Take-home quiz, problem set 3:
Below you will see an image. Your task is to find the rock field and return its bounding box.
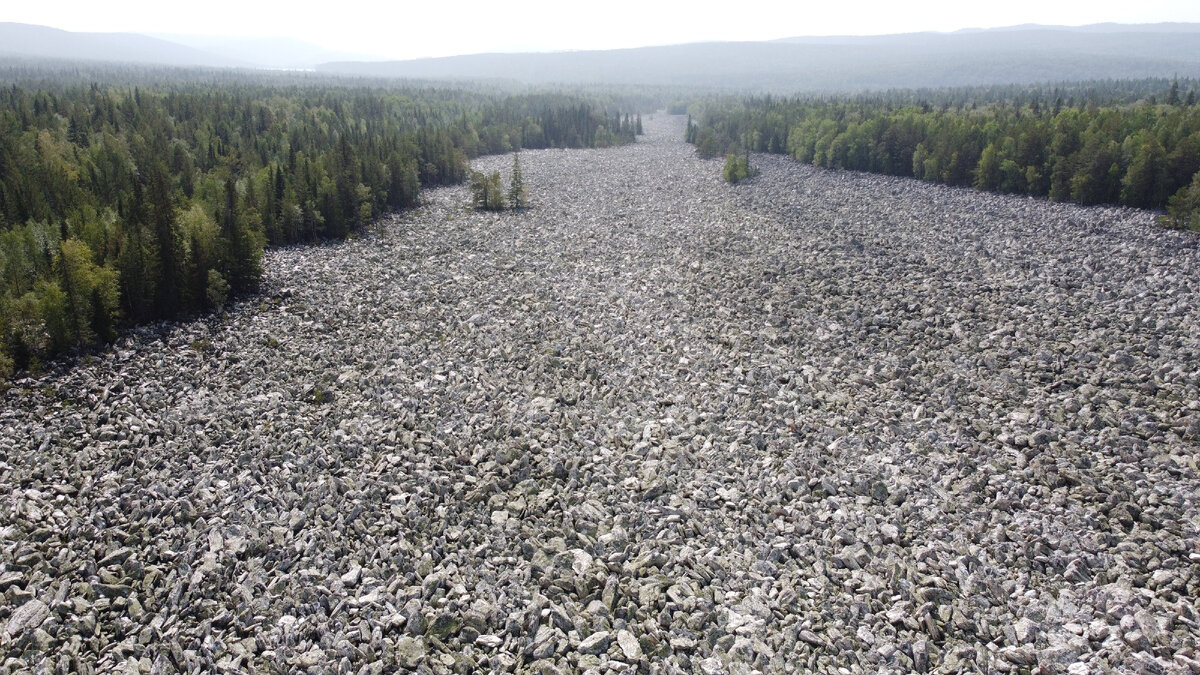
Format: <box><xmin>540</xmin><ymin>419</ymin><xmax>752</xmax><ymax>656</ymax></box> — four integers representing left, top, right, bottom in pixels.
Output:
<box><xmin>2</xmin><ymin>114</ymin><xmax>1200</xmax><ymax>674</ymax></box>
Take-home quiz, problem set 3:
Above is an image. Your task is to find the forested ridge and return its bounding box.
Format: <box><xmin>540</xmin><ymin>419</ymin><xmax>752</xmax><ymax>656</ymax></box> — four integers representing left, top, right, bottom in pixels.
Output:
<box><xmin>319</xmin><ymin>26</ymin><xmax>1200</xmax><ymax>92</ymax></box>
<box><xmin>0</xmin><ymin>71</ymin><xmax>644</xmax><ymax>376</ymax></box>
<box><xmin>689</xmin><ymin>79</ymin><xmax>1200</xmax><ymax>227</ymax></box>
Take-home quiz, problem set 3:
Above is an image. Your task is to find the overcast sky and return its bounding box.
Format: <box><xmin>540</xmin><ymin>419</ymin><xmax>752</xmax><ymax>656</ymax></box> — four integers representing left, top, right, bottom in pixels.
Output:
<box><xmin>7</xmin><ymin>0</ymin><xmax>1200</xmax><ymax>60</ymax></box>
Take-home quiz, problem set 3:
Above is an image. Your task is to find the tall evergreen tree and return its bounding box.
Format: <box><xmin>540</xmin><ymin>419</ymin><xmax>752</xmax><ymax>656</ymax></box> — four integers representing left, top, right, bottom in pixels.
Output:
<box><xmin>147</xmin><ymin>163</ymin><xmax>182</xmax><ymax>317</ymax></box>
<box><xmin>508</xmin><ymin>153</ymin><xmax>529</xmax><ymax>209</ymax></box>
<box><xmin>469</xmin><ymin>171</ymin><xmax>505</xmax><ymax>211</ymax></box>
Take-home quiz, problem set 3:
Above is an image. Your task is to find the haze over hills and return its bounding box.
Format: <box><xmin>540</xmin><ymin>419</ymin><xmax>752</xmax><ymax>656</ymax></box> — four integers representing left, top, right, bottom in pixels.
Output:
<box><xmin>1</xmin><ymin>21</ymin><xmax>1199</xmax><ymax>91</ymax></box>
<box><xmin>0</xmin><ymin>23</ymin><xmax>375</xmax><ymax>70</ymax></box>
<box><xmin>318</xmin><ymin>24</ymin><xmax>1200</xmax><ymax>92</ymax></box>
<box><xmin>147</xmin><ymin>34</ymin><xmax>384</xmax><ymax>70</ymax></box>
<box><xmin>0</xmin><ymin>22</ymin><xmax>248</xmax><ymax>68</ymax></box>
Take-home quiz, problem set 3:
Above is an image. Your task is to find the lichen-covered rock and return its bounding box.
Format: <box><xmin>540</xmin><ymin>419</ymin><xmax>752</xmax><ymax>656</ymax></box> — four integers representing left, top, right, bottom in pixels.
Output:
<box><xmin>4</xmin><ymin>599</ymin><xmax>49</xmax><ymax>639</ymax></box>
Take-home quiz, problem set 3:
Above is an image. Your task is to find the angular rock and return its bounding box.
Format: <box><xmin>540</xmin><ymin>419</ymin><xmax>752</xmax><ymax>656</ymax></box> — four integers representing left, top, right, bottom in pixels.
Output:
<box><xmin>578</xmin><ymin>631</ymin><xmax>611</xmax><ymax>655</ymax></box>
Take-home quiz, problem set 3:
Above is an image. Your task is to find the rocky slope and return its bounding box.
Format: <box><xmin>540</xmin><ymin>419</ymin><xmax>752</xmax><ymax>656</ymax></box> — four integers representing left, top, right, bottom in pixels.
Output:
<box><xmin>2</xmin><ymin>115</ymin><xmax>1198</xmax><ymax>674</ymax></box>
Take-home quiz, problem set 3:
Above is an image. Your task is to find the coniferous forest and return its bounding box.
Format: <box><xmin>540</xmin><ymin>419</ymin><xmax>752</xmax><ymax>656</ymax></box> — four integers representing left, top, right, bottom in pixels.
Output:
<box><xmin>688</xmin><ymin>79</ymin><xmax>1200</xmax><ymax>228</ymax></box>
<box><xmin>0</xmin><ymin>68</ymin><xmax>643</xmax><ymax>375</ymax></box>
<box><xmin>5</xmin><ymin>65</ymin><xmax>1200</xmax><ymax>380</ymax></box>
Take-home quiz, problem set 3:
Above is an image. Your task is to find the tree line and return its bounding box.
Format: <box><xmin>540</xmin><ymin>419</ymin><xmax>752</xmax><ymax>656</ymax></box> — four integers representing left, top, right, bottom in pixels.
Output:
<box><xmin>687</xmin><ymin>79</ymin><xmax>1200</xmax><ymax>229</ymax></box>
<box><xmin>0</xmin><ymin>72</ymin><xmax>639</xmax><ymax>376</ymax></box>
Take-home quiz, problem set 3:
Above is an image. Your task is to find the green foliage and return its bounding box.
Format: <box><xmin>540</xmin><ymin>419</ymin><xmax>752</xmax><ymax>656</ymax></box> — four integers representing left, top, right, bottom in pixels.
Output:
<box><xmin>37</xmin><ymin>280</ymin><xmax>70</xmax><ymax>355</ymax></box>
<box><xmin>0</xmin><ymin>70</ymin><xmax>633</xmax><ymax>376</ymax></box>
<box><xmin>508</xmin><ymin>154</ymin><xmax>529</xmax><ymax>209</ymax></box>
<box><xmin>1162</xmin><ymin>173</ymin><xmax>1200</xmax><ymax>231</ymax></box>
<box><xmin>55</xmin><ymin>238</ymin><xmax>119</xmax><ymax>348</ymax></box>
<box><xmin>694</xmin><ymin>128</ymin><xmax>721</xmax><ymax>159</ymax></box>
<box><xmin>470</xmin><ymin>153</ymin><xmax>538</xmax><ymax>212</ymax></box>
<box><xmin>206</xmin><ymin>269</ymin><xmax>231</xmax><ymax>312</ymax></box>
<box><xmin>470</xmin><ymin>171</ymin><xmax>506</xmax><ymax>211</ymax></box>
<box><xmin>722</xmin><ymin>154</ymin><xmax>755</xmax><ymax>183</ymax></box>
<box><xmin>689</xmin><ymin>79</ymin><xmax>1200</xmax><ymax>227</ymax></box>
<box><xmin>1</xmin><ymin>288</ymin><xmax>45</xmax><ymax>368</ymax></box>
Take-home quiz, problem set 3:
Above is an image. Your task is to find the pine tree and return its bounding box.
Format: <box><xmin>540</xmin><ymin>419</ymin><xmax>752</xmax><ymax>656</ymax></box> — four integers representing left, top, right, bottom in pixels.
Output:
<box><xmin>508</xmin><ymin>153</ymin><xmax>529</xmax><ymax>209</ymax></box>
<box><xmin>469</xmin><ymin>170</ymin><xmax>506</xmax><ymax>211</ymax></box>
<box><xmin>147</xmin><ymin>164</ymin><xmax>181</xmax><ymax>317</ymax></box>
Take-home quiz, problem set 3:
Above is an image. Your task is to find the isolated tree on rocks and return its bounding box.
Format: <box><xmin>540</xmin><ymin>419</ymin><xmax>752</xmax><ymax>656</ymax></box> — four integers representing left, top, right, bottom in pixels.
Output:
<box><xmin>470</xmin><ymin>170</ymin><xmax>506</xmax><ymax>211</ymax></box>
<box><xmin>722</xmin><ymin>153</ymin><xmax>756</xmax><ymax>183</ymax></box>
<box><xmin>508</xmin><ymin>153</ymin><xmax>529</xmax><ymax>209</ymax></box>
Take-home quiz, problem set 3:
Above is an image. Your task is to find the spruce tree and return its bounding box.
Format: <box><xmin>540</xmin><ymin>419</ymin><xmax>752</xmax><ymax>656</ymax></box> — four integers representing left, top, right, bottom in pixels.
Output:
<box><xmin>508</xmin><ymin>153</ymin><xmax>529</xmax><ymax>209</ymax></box>
<box><xmin>470</xmin><ymin>170</ymin><xmax>506</xmax><ymax>211</ymax></box>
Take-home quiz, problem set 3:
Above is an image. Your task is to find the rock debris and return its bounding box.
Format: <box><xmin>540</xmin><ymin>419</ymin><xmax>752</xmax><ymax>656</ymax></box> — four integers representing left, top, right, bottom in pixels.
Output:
<box><xmin>1</xmin><ymin>115</ymin><xmax>1199</xmax><ymax>674</ymax></box>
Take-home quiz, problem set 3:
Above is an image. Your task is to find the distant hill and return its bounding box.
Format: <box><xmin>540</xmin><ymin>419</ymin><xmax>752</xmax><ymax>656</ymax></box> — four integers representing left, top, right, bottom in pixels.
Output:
<box><xmin>0</xmin><ymin>22</ymin><xmax>246</xmax><ymax>68</ymax></box>
<box><xmin>2</xmin><ymin>22</ymin><xmax>1198</xmax><ymax>91</ymax></box>
<box><xmin>0</xmin><ymin>23</ymin><xmax>380</xmax><ymax>70</ymax></box>
<box><xmin>147</xmin><ymin>34</ymin><xmax>382</xmax><ymax>70</ymax></box>
<box><xmin>318</xmin><ymin>24</ymin><xmax>1200</xmax><ymax>92</ymax></box>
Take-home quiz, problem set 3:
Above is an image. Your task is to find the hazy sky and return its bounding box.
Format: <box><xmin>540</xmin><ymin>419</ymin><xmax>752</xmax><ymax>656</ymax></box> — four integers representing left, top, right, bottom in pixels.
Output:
<box><xmin>7</xmin><ymin>0</ymin><xmax>1200</xmax><ymax>59</ymax></box>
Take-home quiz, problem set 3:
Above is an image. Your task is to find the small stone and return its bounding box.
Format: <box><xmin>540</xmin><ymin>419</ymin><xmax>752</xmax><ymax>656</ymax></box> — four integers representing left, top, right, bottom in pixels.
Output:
<box><xmin>912</xmin><ymin>638</ymin><xmax>930</xmax><ymax>672</ymax></box>
<box><xmin>126</xmin><ymin>596</ymin><xmax>145</xmax><ymax>621</ymax></box>
<box><xmin>529</xmin><ymin>625</ymin><xmax>560</xmax><ymax>659</ymax></box>
<box><xmin>918</xmin><ymin>586</ymin><xmax>952</xmax><ymax>605</ymax></box>
<box><xmin>670</xmin><ymin>635</ymin><xmax>697</xmax><ymax>651</ymax></box>
<box><xmin>98</xmin><ymin>547</ymin><xmax>134</xmax><ymax>567</ymax></box>
<box><xmin>530</xmin><ymin>396</ymin><xmax>556</xmax><ymax>411</ymax></box>
<box><xmin>94</xmin><ymin>583</ymin><xmax>133</xmax><ymax>598</ymax></box>
<box><xmin>476</xmin><ymin>634</ymin><xmax>504</xmax><ymax>649</ymax></box>
<box><xmin>291</xmin><ymin>648</ymin><xmax>325</xmax><ymax>668</ymax></box>
<box><xmin>602</xmin><ymin>575</ymin><xmax>618</xmax><ymax>609</ymax></box>
<box><xmin>1124</xmin><ymin>630</ymin><xmax>1151</xmax><ymax>652</ymax></box>
<box><xmin>5</xmin><ymin>599</ymin><xmax>49</xmax><ymax>638</ymax></box>
<box><xmin>568</xmin><ymin>548</ymin><xmax>593</xmax><ymax>576</ymax></box>
<box><xmin>999</xmin><ymin>646</ymin><xmax>1038</xmax><ymax>666</ymax></box>
<box><xmin>1030</xmin><ymin>430</ymin><xmax>1055</xmax><ymax>446</ymax></box>
<box><xmin>799</xmin><ymin>629</ymin><xmax>823</xmax><ymax>647</ymax></box>
<box><xmin>395</xmin><ymin>636</ymin><xmax>427</xmax><ymax>668</ymax></box>
<box><xmin>870</xmin><ymin>481</ymin><xmax>889</xmax><ymax>501</ymax></box>
<box><xmin>341</xmin><ymin>564</ymin><xmax>362</xmax><ymax>587</ymax></box>
<box><xmin>76</xmin><ymin>613</ymin><xmax>97</xmax><ymax>636</ymax></box>
<box><xmin>1014</xmin><ymin>617</ymin><xmax>1040</xmax><ymax>643</ymax></box>
<box><xmin>617</xmin><ymin>629</ymin><xmax>642</xmax><ymax>660</ymax></box>
<box><xmin>427</xmin><ymin>612</ymin><xmax>461</xmax><ymax>639</ymax></box>
<box><xmin>578</xmin><ymin>630</ymin><xmax>611</xmax><ymax>655</ymax></box>
<box><xmin>0</xmin><ymin>571</ymin><xmax>24</xmax><ymax>590</ymax></box>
